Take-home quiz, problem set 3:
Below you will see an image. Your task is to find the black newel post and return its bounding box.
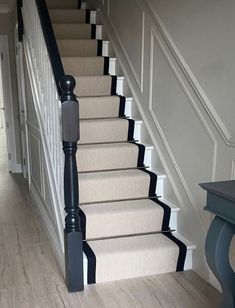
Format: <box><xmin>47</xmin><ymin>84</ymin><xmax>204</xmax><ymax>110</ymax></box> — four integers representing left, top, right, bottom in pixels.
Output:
<box><xmin>60</xmin><ymin>75</ymin><xmax>84</xmax><ymax>292</ymax></box>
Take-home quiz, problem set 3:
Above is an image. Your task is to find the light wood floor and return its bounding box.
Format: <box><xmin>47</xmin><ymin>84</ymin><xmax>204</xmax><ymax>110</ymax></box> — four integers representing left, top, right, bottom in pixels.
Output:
<box><xmin>0</xmin><ymin>130</ymin><xmax>221</xmax><ymax>308</ymax></box>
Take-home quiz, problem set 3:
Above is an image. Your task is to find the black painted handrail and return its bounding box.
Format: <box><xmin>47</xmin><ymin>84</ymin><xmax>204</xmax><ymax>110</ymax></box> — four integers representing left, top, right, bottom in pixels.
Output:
<box><xmin>35</xmin><ymin>0</ymin><xmax>65</xmax><ymax>94</ymax></box>
<box><xmin>17</xmin><ymin>0</ymin><xmax>24</xmax><ymax>42</ymax></box>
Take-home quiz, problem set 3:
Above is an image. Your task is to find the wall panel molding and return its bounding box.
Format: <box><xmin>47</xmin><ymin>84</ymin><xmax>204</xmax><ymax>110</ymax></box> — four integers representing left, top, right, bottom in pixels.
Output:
<box><xmin>108</xmin><ymin>0</ymin><xmax>145</xmax><ymax>92</ymax></box>
<box><xmin>149</xmin><ymin>27</ymin><xmax>217</xmax><ymax>192</ymax></box>
<box><xmin>144</xmin><ymin>0</ymin><xmax>235</xmax><ymax>147</ymax></box>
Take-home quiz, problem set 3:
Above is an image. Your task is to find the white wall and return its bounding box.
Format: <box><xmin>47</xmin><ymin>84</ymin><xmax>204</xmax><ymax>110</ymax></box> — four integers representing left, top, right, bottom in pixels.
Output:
<box><xmin>89</xmin><ymin>0</ymin><xmax>235</xmax><ymax>285</ymax></box>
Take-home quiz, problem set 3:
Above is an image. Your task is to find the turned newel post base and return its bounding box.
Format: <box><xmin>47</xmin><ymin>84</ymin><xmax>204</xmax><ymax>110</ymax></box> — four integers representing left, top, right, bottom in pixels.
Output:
<box><xmin>200</xmin><ymin>180</ymin><xmax>235</xmax><ymax>308</ymax></box>
<box><xmin>64</xmin><ymin>230</ymin><xmax>84</xmax><ymax>292</ymax></box>
<box><xmin>206</xmin><ymin>216</ymin><xmax>235</xmax><ymax>308</ymax></box>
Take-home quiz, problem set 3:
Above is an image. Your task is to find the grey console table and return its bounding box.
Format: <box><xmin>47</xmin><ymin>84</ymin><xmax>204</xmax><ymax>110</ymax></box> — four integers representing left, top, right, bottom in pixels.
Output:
<box><xmin>200</xmin><ymin>180</ymin><xmax>235</xmax><ymax>308</ymax></box>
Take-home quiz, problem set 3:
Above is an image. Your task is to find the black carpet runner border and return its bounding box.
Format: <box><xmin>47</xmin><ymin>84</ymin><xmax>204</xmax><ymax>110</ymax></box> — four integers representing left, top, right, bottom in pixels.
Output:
<box><xmin>83</xmin><ymin>241</ymin><xmax>96</xmax><ymax>284</ymax></box>
<box><xmin>77</xmin><ymin>0</ymin><xmax>82</xmax><ymax>9</ymax></box>
<box><xmin>119</xmin><ymin>96</ymin><xmax>126</xmax><ymax>117</ymax></box>
<box><xmin>103</xmin><ymin>57</ymin><xmax>110</xmax><ymax>75</ymax></box>
<box><xmin>97</xmin><ymin>40</ymin><xmax>103</xmax><ymax>56</ymax></box>
<box><xmin>163</xmin><ymin>232</ymin><xmax>187</xmax><ymax>272</ymax></box>
<box><xmin>111</xmin><ymin>75</ymin><xmax>117</xmax><ymax>95</ymax></box>
<box><xmin>85</xmin><ymin>9</ymin><xmax>91</xmax><ymax>24</ymax></box>
<box><xmin>91</xmin><ymin>24</ymin><xmax>96</xmax><ymax>39</ymax></box>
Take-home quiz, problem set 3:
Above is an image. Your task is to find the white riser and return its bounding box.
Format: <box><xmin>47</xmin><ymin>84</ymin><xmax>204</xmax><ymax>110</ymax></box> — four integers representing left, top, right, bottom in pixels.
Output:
<box><xmin>156</xmin><ymin>173</ymin><xmax>166</xmax><ymax>197</ymax></box>
<box><xmin>102</xmin><ymin>41</ymin><xmax>109</xmax><ymax>57</ymax></box>
<box><xmin>124</xmin><ymin>97</ymin><xmax>133</xmax><ymax>118</ymax></box>
<box><xmin>143</xmin><ymin>144</ymin><xmax>153</xmax><ymax>167</ymax></box>
<box><xmin>116</xmin><ymin>77</ymin><xmax>124</xmax><ymax>95</ymax></box>
<box><xmin>133</xmin><ymin>119</ymin><xmax>142</xmax><ymax>141</ymax></box>
<box><xmin>96</xmin><ymin>25</ymin><xmax>103</xmax><ymax>40</ymax></box>
<box><xmin>90</xmin><ymin>11</ymin><xmax>96</xmax><ymax>24</ymax></box>
<box><xmin>80</xmin><ymin>2</ymin><xmax>86</xmax><ymax>10</ymax></box>
<box><xmin>109</xmin><ymin>58</ymin><xmax>116</xmax><ymax>75</ymax></box>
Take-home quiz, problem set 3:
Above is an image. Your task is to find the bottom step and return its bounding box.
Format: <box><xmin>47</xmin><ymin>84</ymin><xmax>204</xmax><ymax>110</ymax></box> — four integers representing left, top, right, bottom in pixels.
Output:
<box><xmin>83</xmin><ymin>232</ymin><xmax>191</xmax><ymax>284</ymax></box>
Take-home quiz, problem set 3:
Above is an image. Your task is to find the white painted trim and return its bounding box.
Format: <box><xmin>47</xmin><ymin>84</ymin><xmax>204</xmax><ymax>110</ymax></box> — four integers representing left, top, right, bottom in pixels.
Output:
<box><xmin>144</xmin><ymin>0</ymin><xmax>235</xmax><ymax>147</ymax></box>
<box><xmin>148</xmin><ymin>27</ymin><xmax>217</xmax><ymax>201</ymax></box>
<box><xmin>0</xmin><ymin>36</ymin><xmax>19</xmax><ymax>173</ymax></box>
<box><xmin>23</xmin><ymin>39</ymin><xmax>64</xmax><ymax>251</ymax></box>
<box><xmin>28</xmin><ymin>182</ymin><xmax>65</xmax><ymax>276</ymax></box>
<box><xmin>0</xmin><ymin>4</ymin><xmax>9</xmax><ymax>14</ymax></box>
<box><xmin>15</xmin><ymin>26</ymin><xmax>28</xmax><ymax>178</ymax></box>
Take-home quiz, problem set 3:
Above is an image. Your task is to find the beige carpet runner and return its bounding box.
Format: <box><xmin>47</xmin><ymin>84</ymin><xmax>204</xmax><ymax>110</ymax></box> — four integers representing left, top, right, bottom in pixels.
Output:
<box><xmin>46</xmin><ymin>0</ymin><xmax>187</xmax><ymax>284</ymax></box>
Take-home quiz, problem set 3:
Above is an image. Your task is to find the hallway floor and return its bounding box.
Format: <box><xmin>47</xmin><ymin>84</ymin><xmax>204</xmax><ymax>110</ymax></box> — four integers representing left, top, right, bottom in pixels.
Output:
<box><xmin>0</xmin><ymin>130</ymin><xmax>221</xmax><ymax>307</ymax></box>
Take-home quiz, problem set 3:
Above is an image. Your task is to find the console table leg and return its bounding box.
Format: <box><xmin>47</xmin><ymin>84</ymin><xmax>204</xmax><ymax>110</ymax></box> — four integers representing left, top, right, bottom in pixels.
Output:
<box><xmin>205</xmin><ymin>216</ymin><xmax>235</xmax><ymax>308</ymax></box>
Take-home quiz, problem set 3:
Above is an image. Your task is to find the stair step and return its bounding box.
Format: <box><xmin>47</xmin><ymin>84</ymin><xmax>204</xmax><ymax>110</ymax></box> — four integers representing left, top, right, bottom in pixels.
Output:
<box><xmin>80</xmin><ymin>118</ymin><xmax>133</xmax><ymax>144</ymax></box>
<box><xmin>49</xmin><ymin>9</ymin><xmax>87</xmax><ymax>24</ymax></box>
<box><xmin>77</xmin><ymin>142</ymin><xmax>142</xmax><ymax>172</ymax></box>
<box><xmin>75</xmin><ymin>75</ymin><xmax>114</xmax><ymax>96</ymax></box>
<box><xmin>79</xmin><ymin>169</ymin><xmax>153</xmax><ymax>203</ymax></box>
<box><xmin>83</xmin><ymin>233</ymin><xmax>182</xmax><ymax>283</ymax></box>
<box><xmin>53</xmin><ymin>23</ymin><xmax>98</xmax><ymax>39</ymax></box>
<box><xmin>46</xmin><ymin>0</ymin><xmax>78</xmax><ymax>9</ymax></box>
<box><xmin>79</xmin><ymin>95</ymin><xmax>123</xmax><ymax>119</ymax></box>
<box><xmin>57</xmin><ymin>39</ymin><xmax>100</xmax><ymax>57</ymax></box>
<box><xmin>80</xmin><ymin>199</ymin><xmax>165</xmax><ymax>240</ymax></box>
<box><xmin>62</xmin><ymin>56</ymin><xmax>107</xmax><ymax>76</ymax></box>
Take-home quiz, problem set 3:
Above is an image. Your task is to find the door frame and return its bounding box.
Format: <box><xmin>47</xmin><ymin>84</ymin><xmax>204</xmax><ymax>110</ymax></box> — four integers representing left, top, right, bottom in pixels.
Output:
<box><xmin>0</xmin><ymin>35</ymin><xmax>19</xmax><ymax>173</ymax></box>
<box><xmin>15</xmin><ymin>26</ymin><xmax>29</xmax><ymax>178</ymax></box>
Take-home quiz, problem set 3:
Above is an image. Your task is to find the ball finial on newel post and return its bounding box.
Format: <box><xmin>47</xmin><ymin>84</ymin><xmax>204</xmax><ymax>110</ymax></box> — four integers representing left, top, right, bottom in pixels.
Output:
<box><xmin>59</xmin><ymin>75</ymin><xmax>77</xmax><ymax>102</ymax></box>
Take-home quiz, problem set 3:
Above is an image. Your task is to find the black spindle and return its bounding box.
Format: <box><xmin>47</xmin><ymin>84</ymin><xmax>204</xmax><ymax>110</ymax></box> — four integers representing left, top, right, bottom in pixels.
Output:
<box><xmin>60</xmin><ymin>75</ymin><xmax>84</xmax><ymax>292</ymax></box>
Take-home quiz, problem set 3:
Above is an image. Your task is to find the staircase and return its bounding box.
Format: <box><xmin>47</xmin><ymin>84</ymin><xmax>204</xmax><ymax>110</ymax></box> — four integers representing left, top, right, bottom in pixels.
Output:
<box><xmin>46</xmin><ymin>0</ymin><xmax>194</xmax><ymax>285</ymax></box>
<box><xmin>20</xmin><ymin>0</ymin><xmax>195</xmax><ymax>290</ymax></box>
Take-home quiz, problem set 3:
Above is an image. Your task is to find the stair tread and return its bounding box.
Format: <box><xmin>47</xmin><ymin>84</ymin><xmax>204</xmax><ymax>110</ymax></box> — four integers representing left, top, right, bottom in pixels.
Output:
<box><xmin>57</xmin><ymin>39</ymin><xmax>100</xmax><ymax>57</ymax></box>
<box><xmin>62</xmin><ymin>56</ymin><xmax>106</xmax><ymax>76</ymax></box>
<box><xmin>80</xmin><ymin>168</ymin><xmax>150</xmax><ymax>179</ymax></box>
<box><xmin>53</xmin><ymin>23</ymin><xmax>93</xmax><ymax>39</ymax></box>
<box><xmin>49</xmin><ymin>9</ymin><xmax>86</xmax><ymax>24</ymax></box>
<box><xmin>79</xmin><ymin>169</ymin><xmax>152</xmax><ymax>203</ymax></box>
<box><xmin>87</xmin><ymin>233</ymin><xmax>178</xmax><ymax>252</ymax></box>
<box><xmin>75</xmin><ymin>75</ymin><xmax>113</xmax><ymax>96</ymax></box>
<box><xmin>78</xmin><ymin>95</ymin><xmax>123</xmax><ymax>119</ymax></box>
<box><xmin>85</xmin><ymin>233</ymin><xmax>180</xmax><ymax>283</ymax></box>
<box><xmin>80</xmin><ymin>199</ymin><xmax>164</xmax><ymax>239</ymax></box>
<box><xmin>77</xmin><ymin>142</ymin><xmax>140</xmax><ymax>172</ymax></box>
<box><xmin>46</xmin><ymin>0</ymin><xmax>78</xmax><ymax>9</ymax></box>
<box><xmin>79</xmin><ymin>117</ymin><xmax>131</xmax><ymax>144</ymax></box>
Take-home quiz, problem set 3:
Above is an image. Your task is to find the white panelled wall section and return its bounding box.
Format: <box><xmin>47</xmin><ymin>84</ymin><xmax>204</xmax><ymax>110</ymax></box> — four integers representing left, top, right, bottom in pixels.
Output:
<box><xmin>87</xmin><ymin>0</ymin><xmax>235</xmax><ymax>288</ymax></box>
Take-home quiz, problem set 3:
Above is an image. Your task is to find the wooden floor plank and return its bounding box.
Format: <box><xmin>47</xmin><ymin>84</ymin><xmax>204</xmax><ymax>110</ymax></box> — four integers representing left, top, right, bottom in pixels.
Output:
<box><xmin>0</xmin><ymin>130</ymin><xmax>221</xmax><ymax>307</ymax></box>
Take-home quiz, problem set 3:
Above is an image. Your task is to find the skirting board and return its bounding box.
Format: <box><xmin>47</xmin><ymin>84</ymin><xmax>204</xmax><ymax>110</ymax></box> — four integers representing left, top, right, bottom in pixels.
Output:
<box><xmin>28</xmin><ymin>182</ymin><xmax>65</xmax><ymax>277</ymax></box>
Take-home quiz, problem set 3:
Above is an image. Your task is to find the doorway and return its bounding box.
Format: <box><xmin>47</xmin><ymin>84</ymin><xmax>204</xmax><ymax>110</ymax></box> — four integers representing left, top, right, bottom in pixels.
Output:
<box><xmin>0</xmin><ymin>58</ymin><xmax>5</xmax><ymax>131</ymax></box>
<box><xmin>0</xmin><ymin>36</ymin><xmax>20</xmax><ymax>173</ymax></box>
